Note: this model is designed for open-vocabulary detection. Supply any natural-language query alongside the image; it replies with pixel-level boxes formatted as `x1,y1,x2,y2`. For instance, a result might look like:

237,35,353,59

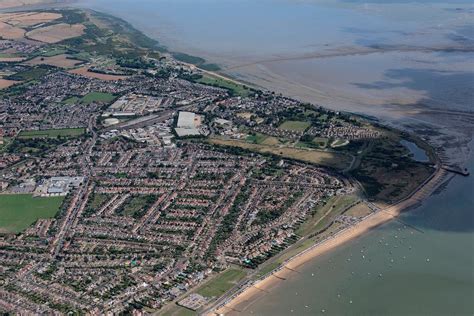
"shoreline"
210,165,448,315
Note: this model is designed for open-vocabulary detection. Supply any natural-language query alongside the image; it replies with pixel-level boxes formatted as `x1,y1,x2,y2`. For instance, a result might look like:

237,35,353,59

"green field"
0,194,64,234
0,53,21,58
18,128,85,139
246,133,282,146
196,75,252,97
40,48,68,57
8,67,50,81
81,92,116,104
117,195,157,219
278,120,311,132
296,195,359,236
313,137,329,148
196,268,246,298
246,133,268,144
62,92,116,105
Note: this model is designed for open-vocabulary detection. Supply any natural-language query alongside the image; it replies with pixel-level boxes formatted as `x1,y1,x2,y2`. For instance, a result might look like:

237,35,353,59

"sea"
49,0,474,314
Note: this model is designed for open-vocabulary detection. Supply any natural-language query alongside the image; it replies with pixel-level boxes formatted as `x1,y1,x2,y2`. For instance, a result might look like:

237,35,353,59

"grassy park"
63,92,116,105
81,92,116,104
278,120,311,132
0,194,64,234
18,128,85,139
196,268,246,298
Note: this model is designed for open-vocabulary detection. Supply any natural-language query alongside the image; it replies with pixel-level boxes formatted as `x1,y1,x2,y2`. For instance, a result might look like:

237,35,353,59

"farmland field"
0,12,61,27
0,78,20,89
0,194,64,234
18,128,85,139
7,66,49,81
26,23,85,43
25,54,83,69
69,66,129,81
0,21,25,39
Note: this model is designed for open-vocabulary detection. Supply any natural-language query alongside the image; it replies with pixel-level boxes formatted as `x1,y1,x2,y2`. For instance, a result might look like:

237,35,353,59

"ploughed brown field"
25,54,83,68
0,0,55,9
69,66,129,81
26,23,85,44
0,57,26,62
0,12,61,27
0,21,25,39
0,78,20,89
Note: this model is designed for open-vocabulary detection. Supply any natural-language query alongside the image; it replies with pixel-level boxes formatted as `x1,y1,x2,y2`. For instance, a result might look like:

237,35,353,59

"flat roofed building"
175,111,203,137
177,111,197,129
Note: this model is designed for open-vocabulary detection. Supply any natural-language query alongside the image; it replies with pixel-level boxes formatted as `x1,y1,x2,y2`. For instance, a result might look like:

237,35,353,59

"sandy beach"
212,166,448,315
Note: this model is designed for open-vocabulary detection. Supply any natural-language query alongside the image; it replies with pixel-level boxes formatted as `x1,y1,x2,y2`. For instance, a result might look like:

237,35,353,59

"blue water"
401,140,429,162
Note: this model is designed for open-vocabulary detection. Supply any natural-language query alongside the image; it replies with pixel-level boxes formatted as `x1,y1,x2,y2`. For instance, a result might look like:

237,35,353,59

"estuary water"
67,0,474,314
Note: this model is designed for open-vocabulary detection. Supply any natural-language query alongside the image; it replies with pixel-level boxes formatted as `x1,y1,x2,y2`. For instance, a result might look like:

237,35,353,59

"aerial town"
0,8,437,315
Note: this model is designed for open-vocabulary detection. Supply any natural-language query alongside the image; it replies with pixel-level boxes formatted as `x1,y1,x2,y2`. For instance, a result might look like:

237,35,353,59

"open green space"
7,66,50,81
89,193,108,210
0,53,21,58
171,52,205,65
80,92,116,104
246,133,282,146
63,92,116,105
40,47,68,57
313,137,329,148
6,138,64,155
246,133,268,144
296,195,359,236
116,195,157,219
196,268,246,298
0,194,64,234
196,75,252,97
63,96,80,104
18,128,85,139
209,137,352,170
161,305,196,316
84,193,109,216
349,135,434,203
278,120,311,132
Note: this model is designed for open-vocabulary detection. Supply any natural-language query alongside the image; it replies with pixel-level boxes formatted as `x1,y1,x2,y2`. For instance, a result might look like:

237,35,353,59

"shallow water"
401,140,429,162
